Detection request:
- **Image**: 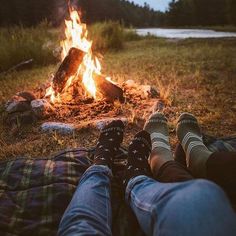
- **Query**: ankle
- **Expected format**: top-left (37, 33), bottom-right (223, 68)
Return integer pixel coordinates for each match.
top-left (94, 148), bottom-right (113, 168)
top-left (176, 113), bottom-right (213, 177)
top-left (150, 151), bottom-right (173, 176)
top-left (94, 120), bottom-right (124, 168)
top-left (188, 148), bottom-right (212, 177)
top-left (124, 131), bottom-right (152, 186)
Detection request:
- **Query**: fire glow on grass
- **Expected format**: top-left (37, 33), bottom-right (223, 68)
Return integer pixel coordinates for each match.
top-left (46, 5), bottom-right (112, 103)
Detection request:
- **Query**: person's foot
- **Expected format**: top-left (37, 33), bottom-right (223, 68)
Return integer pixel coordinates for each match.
top-left (176, 113), bottom-right (212, 177)
top-left (144, 112), bottom-right (173, 176)
top-left (124, 131), bottom-right (152, 186)
top-left (94, 120), bottom-right (124, 168)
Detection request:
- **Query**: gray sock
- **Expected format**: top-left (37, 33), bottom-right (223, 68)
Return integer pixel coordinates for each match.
top-left (144, 112), bottom-right (173, 175)
top-left (176, 113), bottom-right (212, 177)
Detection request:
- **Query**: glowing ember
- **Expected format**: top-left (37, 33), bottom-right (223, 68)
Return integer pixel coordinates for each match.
top-left (46, 4), bottom-right (112, 103)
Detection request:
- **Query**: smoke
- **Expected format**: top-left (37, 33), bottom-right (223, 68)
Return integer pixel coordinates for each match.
top-left (53, 0), bottom-right (79, 26)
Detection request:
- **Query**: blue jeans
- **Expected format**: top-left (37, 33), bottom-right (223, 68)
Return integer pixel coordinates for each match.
top-left (58, 165), bottom-right (236, 236)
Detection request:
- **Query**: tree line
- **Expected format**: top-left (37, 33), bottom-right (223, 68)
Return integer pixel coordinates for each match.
top-left (78, 0), bottom-right (161, 27)
top-left (0, 0), bottom-right (55, 26)
top-left (0, 0), bottom-right (235, 27)
top-left (0, 0), bottom-right (161, 27)
top-left (165, 0), bottom-right (236, 26)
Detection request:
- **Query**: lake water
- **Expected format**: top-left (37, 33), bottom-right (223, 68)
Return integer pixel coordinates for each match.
top-left (136, 28), bottom-right (236, 39)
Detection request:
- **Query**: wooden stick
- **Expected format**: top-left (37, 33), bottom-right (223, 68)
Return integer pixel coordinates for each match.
top-left (94, 74), bottom-right (124, 102)
top-left (52, 47), bottom-right (85, 93)
top-left (1, 59), bottom-right (33, 74)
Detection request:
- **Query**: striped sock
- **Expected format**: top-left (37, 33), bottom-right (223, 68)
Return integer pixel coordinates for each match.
top-left (144, 112), bottom-right (173, 176)
top-left (176, 113), bottom-right (212, 177)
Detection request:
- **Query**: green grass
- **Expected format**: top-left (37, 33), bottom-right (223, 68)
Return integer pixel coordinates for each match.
top-left (0, 23), bottom-right (59, 72)
top-left (89, 22), bottom-right (139, 51)
top-left (0, 22), bottom-right (141, 73)
top-left (0, 66), bottom-right (56, 102)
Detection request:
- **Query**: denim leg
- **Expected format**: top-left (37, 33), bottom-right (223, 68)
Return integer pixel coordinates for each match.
top-left (126, 176), bottom-right (236, 236)
top-left (58, 165), bottom-right (112, 236)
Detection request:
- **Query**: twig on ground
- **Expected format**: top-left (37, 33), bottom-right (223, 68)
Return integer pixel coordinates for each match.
top-left (1, 59), bottom-right (34, 75)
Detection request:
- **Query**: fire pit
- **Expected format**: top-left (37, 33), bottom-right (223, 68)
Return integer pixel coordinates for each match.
top-left (5, 6), bottom-right (163, 134)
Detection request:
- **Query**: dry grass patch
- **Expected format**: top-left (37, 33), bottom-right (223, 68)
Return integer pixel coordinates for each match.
top-left (0, 37), bottom-right (236, 159)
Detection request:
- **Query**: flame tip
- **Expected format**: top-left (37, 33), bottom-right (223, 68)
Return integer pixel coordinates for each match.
top-left (45, 6), bottom-right (115, 103)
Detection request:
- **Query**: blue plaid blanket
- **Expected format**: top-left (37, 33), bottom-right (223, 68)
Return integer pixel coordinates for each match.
top-left (0, 136), bottom-right (235, 236)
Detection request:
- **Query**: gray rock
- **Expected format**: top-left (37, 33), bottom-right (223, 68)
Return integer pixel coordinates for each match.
top-left (41, 122), bottom-right (76, 135)
top-left (95, 117), bottom-right (128, 130)
top-left (17, 91), bottom-right (36, 102)
top-left (6, 96), bottom-right (31, 113)
top-left (31, 99), bottom-right (53, 118)
top-left (142, 85), bottom-right (160, 98)
top-left (124, 80), bottom-right (136, 88)
top-left (150, 86), bottom-right (160, 98)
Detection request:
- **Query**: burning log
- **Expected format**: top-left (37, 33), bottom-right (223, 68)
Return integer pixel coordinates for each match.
top-left (48, 7), bottom-right (125, 103)
top-left (94, 74), bottom-right (124, 102)
top-left (53, 47), bottom-right (85, 93)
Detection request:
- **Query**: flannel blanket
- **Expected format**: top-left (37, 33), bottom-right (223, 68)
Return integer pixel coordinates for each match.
top-left (0, 136), bottom-right (236, 236)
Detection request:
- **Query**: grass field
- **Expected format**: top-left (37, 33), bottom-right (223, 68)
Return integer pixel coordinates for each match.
top-left (0, 25), bottom-right (236, 159)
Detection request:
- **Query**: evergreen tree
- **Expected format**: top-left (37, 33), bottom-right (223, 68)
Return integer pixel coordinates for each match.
top-left (226, 0), bottom-right (236, 25)
top-left (0, 0), bottom-right (235, 27)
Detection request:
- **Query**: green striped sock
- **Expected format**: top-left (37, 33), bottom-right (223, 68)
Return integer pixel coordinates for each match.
top-left (176, 113), bottom-right (212, 177)
top-left (144, 112), bottom-right (173, 175)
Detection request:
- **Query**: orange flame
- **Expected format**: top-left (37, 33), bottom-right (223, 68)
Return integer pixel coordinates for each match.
top-left (46, 5), bottom-right (107, 103)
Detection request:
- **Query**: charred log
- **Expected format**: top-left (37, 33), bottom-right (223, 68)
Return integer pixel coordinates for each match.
top-left (52, 47), bottom-right (85, 93)
top-left (51, 47), bottom-right (124, 102)
top-left (94, 74), bottom-right (124, 102)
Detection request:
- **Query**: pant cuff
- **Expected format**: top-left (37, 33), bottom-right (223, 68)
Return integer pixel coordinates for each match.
top-left (155, 160), bottom-right (194, 182)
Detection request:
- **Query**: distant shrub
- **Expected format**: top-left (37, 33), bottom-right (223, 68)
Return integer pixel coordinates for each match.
top-left (0, 21), bottom-right (142, 72)
top-left (89, 21), bottom-right (125, 51)
top-left (123, 29), bottom-right (142, 41)
top-left (89, 22), bottom-right (143, 51)
top-left (0, 22), bottom-right (58, 72)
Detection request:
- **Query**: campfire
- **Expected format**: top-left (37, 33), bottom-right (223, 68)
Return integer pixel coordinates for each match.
top-left (45, 5), bottom-right (124, 104)
top-left (5, 4), bottom-right (162, 133)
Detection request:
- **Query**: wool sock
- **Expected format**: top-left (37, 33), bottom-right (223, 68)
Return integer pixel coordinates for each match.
top-left (124, 130), bottom-right (152, 186)
top-left (144, 112), bottom-right (173, 176)
top-left (94, 120), bottom-right (124, 168)
top-left (176, 113), bottom-right (212, 177)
